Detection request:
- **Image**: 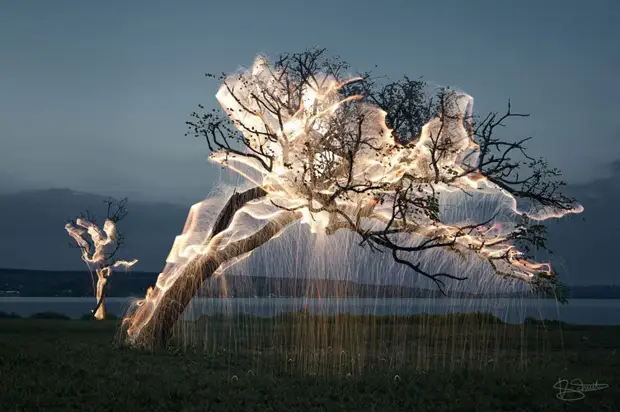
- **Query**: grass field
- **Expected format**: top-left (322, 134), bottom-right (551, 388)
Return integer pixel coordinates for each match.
top-left (0, 313), bottom-right (618, 411)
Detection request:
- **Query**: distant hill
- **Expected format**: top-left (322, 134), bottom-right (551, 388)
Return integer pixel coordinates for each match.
top-left (0, 268), bottom-right (156, 298)
top-left (0, 268), bottom-right (459, 298)
top-left (544, 161), bottom-right (620, 286)
top-left (1, 268), bottom-right (619, 299)
top-left (0, 188), bottom-right (189, 272)
top-left (0, 175), bottom-right (618, 285)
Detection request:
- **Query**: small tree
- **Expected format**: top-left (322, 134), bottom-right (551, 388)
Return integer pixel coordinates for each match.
top-left (66, 198), bottom-right (137, 320)
top-left (123, 49), bottom-right (582, 347)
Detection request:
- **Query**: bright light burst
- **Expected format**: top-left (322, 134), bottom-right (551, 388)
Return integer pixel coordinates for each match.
top-left (123, 52), bottom-right (582, 344)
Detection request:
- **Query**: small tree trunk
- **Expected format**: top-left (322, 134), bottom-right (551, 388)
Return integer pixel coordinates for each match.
top-left (94, 271), bottom-right (108, 320)
top-left (94, 296), bottom-right (106, 320)
top-left (93, 286), bottom-right (107, 320)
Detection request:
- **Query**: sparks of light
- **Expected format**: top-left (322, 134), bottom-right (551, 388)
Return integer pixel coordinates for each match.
top-left (122, 55), bottom-right (583, 343)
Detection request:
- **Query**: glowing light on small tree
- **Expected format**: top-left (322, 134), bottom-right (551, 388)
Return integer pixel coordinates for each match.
top-left (66, 198), bottom-right (137, 320)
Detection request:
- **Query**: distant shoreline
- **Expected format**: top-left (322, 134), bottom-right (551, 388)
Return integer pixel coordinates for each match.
top-left (3, 295), bottom-right (620, 325)
top-left (2, 268), bottom-right (620, 299)
top-left (2, 295), bottom-right (620, 300)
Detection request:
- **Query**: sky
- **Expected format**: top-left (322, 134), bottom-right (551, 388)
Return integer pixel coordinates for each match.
top-left (1, 0), bottom-right (619, 205)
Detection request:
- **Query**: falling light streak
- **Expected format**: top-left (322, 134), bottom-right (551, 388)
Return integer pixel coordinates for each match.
top-left (123, 55), bottom-right (582, 343)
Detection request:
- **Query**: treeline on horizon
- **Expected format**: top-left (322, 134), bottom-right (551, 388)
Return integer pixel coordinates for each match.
top-left (1, 268), bottom-right (619, 299)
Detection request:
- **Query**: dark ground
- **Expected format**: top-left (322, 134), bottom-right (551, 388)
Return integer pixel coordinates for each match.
top-left (0, 313), bottom-right (618, 411)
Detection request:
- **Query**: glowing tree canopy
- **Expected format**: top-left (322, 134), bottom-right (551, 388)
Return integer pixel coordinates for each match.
top-left (66, 198), bottom-right (137, 320)
top-left (123, 49), bottom-right (582, 346)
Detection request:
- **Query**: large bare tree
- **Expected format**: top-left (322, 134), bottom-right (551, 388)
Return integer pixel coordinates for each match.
top-left (123, 49), bottom-right (581, 347)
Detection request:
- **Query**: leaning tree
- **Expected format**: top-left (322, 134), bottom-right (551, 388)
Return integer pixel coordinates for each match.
top-left (66, 198), bottom-right (137, 320)
top-left (122, 49), bottom-right (582, 347)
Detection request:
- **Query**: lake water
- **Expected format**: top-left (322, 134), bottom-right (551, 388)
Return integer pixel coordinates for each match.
top-left (1, 297), bottom-right (620, 325)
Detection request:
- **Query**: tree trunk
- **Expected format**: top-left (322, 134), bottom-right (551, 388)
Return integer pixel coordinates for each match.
top-left (94, 295), bottom-right (106, 320)
top-left (127, 187), bottom-right (301, 347)
top-left (94, 271), bottom-right (107, 320)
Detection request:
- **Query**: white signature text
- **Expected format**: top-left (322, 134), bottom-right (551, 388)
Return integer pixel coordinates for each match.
top-left (553, 378), bottom-right (609, 401)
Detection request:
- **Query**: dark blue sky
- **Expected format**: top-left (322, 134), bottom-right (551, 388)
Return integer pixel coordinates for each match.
top-left (1, 0), bottom-right (618, 205)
